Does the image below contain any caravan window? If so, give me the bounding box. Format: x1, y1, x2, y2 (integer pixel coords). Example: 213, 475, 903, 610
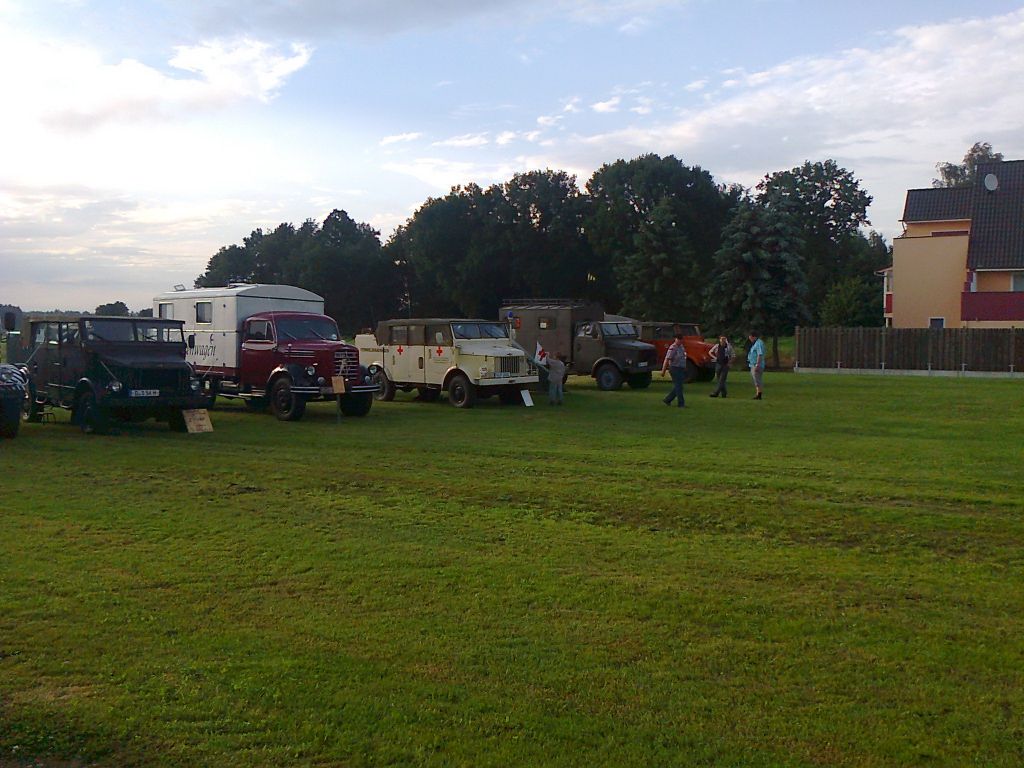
158, 303, 173, 319
196, 302, 213, 324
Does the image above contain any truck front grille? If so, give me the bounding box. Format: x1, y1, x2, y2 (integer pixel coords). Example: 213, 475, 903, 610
334, 348, 359, 378
497, 356, 526, 375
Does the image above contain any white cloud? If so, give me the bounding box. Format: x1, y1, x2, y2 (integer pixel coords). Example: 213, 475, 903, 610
380, 132, 422, 145
683, 79, 707, 92
572, 8, 1024, 238
563, 97, 581, 113
631, 96, 654, 115
0, 24, 311, 134
591, 96, 621, 113
432, 132, 490, 148
496, 131, 518, 146
618, 16, 650, 35
537, 114, 562, 127
169, 38, 311, 104
382, 157, 518, 192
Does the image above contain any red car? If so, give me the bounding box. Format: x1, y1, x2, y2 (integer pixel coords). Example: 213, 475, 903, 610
636, 322, 716, 382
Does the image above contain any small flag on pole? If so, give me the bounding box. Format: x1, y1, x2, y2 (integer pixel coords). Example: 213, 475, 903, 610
535, 341, 547, 361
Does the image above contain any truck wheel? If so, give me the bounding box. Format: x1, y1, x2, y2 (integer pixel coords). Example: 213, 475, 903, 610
595, 364, 623, 391
168, 409, 189, 432
627, 372, 652, 389
373, 371, 395, 402
23, 380, 42, 423
270, 378, 306, 421
77, 392, 108, 435
447, 374, 476, 408
244, 397, 268, 412
339, 392, 373, 417
684, 360, 699, 383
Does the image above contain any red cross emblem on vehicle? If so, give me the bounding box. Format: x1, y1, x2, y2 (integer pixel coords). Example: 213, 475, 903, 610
397, 346, 404, 355
436, 346, 444, 356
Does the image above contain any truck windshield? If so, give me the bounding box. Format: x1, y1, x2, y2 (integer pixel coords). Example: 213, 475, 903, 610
276, 317, 340, 341
451, 322, 510, 340
84, 319, 184, 343
601, 322, 638, 337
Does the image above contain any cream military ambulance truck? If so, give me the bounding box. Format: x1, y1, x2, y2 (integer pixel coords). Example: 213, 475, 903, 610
355, 318, 538, 408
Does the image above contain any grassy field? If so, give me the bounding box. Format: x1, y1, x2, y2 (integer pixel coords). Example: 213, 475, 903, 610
1, 373, 1022, 767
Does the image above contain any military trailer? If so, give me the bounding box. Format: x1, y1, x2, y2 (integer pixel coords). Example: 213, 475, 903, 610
17, 314, 207, 434
501, 300, 658, 390
355, 319, 538, 408
153, 284, 379, 421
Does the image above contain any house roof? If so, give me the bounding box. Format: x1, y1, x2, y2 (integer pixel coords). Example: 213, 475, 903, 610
901, 160, 1024, 271
967, 160, 1024, 270
902, 186, 974, 223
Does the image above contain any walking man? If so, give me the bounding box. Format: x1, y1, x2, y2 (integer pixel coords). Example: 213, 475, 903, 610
661, 333, 687, 408
709, 335, 732, 398
747, 331, 765, 400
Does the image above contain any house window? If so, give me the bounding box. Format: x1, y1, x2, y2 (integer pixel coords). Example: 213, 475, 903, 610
158, 303, 173, 319
195, 302, 213, 324
929, 317, 945, 329
1012, 272, 1024, 292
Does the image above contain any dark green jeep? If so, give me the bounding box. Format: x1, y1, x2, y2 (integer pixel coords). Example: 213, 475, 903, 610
19, 315, 207, 433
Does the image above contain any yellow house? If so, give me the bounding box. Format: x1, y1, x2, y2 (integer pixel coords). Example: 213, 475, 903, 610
888, 159, 1024, 328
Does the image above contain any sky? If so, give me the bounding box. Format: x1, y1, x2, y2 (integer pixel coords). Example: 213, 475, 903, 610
2, 0, 1024, 312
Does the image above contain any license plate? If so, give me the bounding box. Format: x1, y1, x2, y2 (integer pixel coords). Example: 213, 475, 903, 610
638, 362, 648, 368
129, 389, 160, 397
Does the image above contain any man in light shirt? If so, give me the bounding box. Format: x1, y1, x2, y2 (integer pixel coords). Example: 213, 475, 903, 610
747, 331, 765, 400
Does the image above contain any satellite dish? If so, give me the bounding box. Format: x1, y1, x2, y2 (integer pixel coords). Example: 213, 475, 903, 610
984, 173, 999, 192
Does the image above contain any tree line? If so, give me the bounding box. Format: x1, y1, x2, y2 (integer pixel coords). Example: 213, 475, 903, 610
194, 154, 904, 356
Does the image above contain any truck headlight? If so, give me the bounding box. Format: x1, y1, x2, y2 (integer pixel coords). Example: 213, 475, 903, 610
305, 365, 316, 377
109, 381, 123, 393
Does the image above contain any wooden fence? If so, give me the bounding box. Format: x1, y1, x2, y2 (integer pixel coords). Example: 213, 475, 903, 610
795, 327, 1024, 373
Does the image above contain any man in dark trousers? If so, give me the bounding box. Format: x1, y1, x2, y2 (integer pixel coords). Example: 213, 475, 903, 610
660, 333, 687, 408
708, 335, 733, 398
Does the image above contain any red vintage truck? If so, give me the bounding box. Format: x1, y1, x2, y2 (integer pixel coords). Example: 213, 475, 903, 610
636, 322, 717, 382
153, 284, 380, 421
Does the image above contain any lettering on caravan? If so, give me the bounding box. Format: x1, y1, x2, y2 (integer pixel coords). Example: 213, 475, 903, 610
193, 334, 217, 360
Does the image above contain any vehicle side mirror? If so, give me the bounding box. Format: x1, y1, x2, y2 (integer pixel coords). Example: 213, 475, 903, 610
187, 334, 195, 350
2, 312, 15, 332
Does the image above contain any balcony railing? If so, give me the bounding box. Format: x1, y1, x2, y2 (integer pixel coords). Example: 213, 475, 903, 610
961, 291, 1024, 322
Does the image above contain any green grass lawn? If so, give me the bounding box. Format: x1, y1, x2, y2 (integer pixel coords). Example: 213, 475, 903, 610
2, 373, 1023, 767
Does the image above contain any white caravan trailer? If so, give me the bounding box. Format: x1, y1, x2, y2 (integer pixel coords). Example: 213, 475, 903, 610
152, 284, 379, 420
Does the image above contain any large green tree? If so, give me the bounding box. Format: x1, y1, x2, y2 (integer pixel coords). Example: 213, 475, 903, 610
818, 276, 883, 327
703, 198, 808, 367
933, 142, 1003, 188
195, 210, 397, 335
756, 159, 872, 315
616, 197, 696, 320
94, 301, 130, 316
586, 154, 735, 317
